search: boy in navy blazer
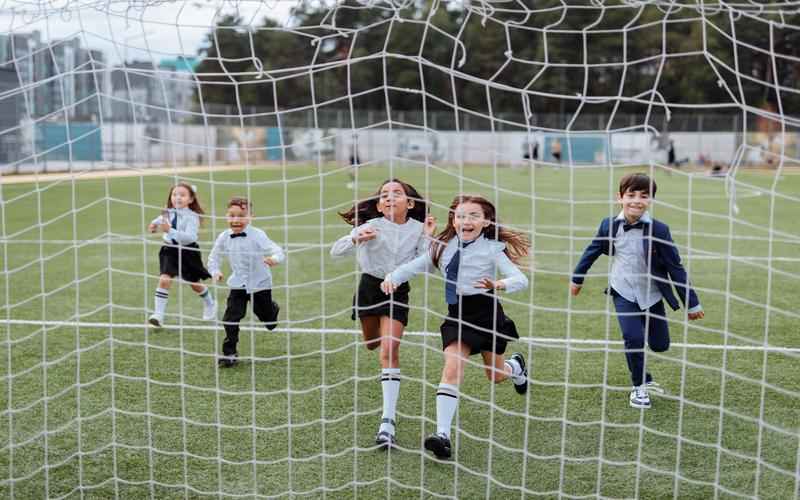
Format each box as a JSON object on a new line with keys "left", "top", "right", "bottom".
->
{"left": 570, "top": 173, "right": 703, "bottom": 409}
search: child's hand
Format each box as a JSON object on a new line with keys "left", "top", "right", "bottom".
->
{"left": 353, "top": 227, "right": 378, "bottom": 244}
{"left": 264, "top": 256, "right": 279, "bottom": 267}
{"left": 423, "top": 215, "right": 437, "bottom": 236}
{"left": 158, "top": 221, "right": 171, "bottom": 233}
{"left": 475, "top": 277, "right": 504, "bottom": 290}
{"left": 147, "top": 223, "right": 157, "bottom": 233}
{"left": 213, "top": 272, "right": 224, "bottom": 282}
{"left": 688, "top": 310, "right": 704, "bottom": 320}
{"left": 380, "top": 277, "right": 397, "bottom": 295}
{"left": 570, "top": 283, "right": 582, "bottom": 296}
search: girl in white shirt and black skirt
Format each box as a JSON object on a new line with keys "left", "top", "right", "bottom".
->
{"left": 331, "top": 179, "right": 436, "bottom": 449}
{"left": 382, "top": 194, "right": 531, "bottom": 460}
{"left": 147, "top": 183, "right": 216, "bottom": 328}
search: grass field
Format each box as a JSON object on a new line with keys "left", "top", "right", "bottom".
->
{"left": 1, "top": 163, "right": 798, "bottom": 499}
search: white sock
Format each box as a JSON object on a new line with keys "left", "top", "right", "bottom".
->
{"left": 198, "top": 287, "right": 214, "bottom": 306}
{"left": 436, "top": 383, "right": 459, "bottom": 438}
{"left": 154, "top": 288, "right": 169, "bottom": 316}
{"left": 505, "top": 358, "right": 523, "bottom": 383}
{"left": 379, "top": 368, "right": 400, "bottom": 434}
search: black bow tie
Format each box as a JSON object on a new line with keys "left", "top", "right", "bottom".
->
{"left": 622, "top": 221, "right": 645, "bottom": 232}
{"left": 230, "top": 232, "right": 247, "bottom": 239}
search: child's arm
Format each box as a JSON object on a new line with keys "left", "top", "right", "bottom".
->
{"left": 167, "top": 212, "right": 200, "bottom": 245}
{"left": 381, "top": 251, "right": 434, "bottom": 294}
{"left": 207, "top": 233, "right": 226, "bottom": 282}
{"left": 330, "top": 225, "right": 378, "bottom": 257}
{"left": 475, "top": 252, "right": 529, "bottom": 293}
{"left": 415, "top": 215, "right": 437, "bottom": 255}
{"left": 570, "top": 218, "right": 611, "bottom": 295}
{"left": 148, "top": 213, "right": 167, "bottom": 233}
{"left": 656, "top": 226, "right": 703, "bottom": 317}
{"left": 258, "top": 231, "right": 285, "bottom": 267}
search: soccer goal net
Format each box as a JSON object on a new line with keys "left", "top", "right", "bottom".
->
{"left": 1, "top": 0, "right": 799, "bottom": 498}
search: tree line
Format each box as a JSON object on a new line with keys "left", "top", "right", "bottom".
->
{"left": 193, "top": 1, "right": 799, "bottom": 126}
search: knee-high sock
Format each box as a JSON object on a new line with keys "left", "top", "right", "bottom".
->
{"left": 154, "top": 288, "right": 169, "bottom": 316}
{"left": 379, "top": 368, "right": 400, "bottom": 434}
{"left": 198, "top": 286, "right": 214, "bottom": 306}
{"left": 436, "top": 383, "right": 459, "bottom": 438}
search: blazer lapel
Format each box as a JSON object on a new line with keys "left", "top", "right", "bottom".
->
{"left": 642, "top": 221, "right": 651, "bottom": 263}
{"left": 610, "top": 218, "right": 623, "bottom": 255}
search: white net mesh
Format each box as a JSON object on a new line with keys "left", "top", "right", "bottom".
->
{"left": 1, "top": 0, "right": 799, "bottom": 498}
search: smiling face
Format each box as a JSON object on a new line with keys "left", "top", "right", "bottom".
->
{"left": 617, "top": 188, "right": 651, "bottom": 223}
{"left": 170, "top": 185, "right": 193, "bottom": 209}
{"left": 453, "top": 201, "right": 490, "bottom": 241}
{"left": 376, "top": 181, "right": 413, "bottom": 223}
{"left": 226, "top": 204, "right": 251, "bottom": 233}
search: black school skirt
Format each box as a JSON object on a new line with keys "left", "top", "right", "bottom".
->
{"left": 159, "top": 242, "right": 211, "bottom": 283}
{"left": 351, "top": 274, "right": 410, "bottom": 326}
{"left": 440, "top": 293, "right": 518, "bottom": 355}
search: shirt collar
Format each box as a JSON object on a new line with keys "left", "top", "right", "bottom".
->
{"left": 615, "top": 211, "right": 652, "bottom": 224}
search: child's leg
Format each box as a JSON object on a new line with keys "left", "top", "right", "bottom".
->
{"left": 252, "top": 290, "right": 279, "bottom": 329}
{"left": 221, "top": 290, "right": 249, "bottom": 356}
{"left": 377, "top": 317, "right": 404, "bottom": 437}
{"left": 190, "top": 281, "right": 215, "bottom": 310}
{"left": 435, "top": 342, "right": 471, "bottom": 437}
{"left": 645, "top": 301, "right": 670, "bottom": 354}
{"left": 360, "top": 316, "right": 381, "bottom": 351}
{"left": 152, "top": 274, "right": 173, "bottom": 318}
{"left": 481, "top": 352, "right": 513, "bottom": 383}
{"left": 613, "top": 294, "right": 648, "bottom": 387}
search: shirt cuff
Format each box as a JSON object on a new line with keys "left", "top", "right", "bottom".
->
{"left": 687, "top": 304, "right": 703, "bottom": 314}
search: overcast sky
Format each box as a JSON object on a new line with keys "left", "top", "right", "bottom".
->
{"left": 1, "top": 0, "right": 302, "bottom": 65}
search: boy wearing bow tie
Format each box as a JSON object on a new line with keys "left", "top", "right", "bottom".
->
{"left": 570, "top": 173, "right": 703, "bottom": 409}
{"left": 208, "top": 197, "right": 284, "bottom": 367}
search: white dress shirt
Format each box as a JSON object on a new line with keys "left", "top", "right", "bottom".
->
{"left": 387, "top": 234, "right": 529, "bottom": 295}
{"left": 151, "top": 207, "right": 200, "bottom": 245}
{"left": 207, "top": 225, "right": 285, "bottom": 293}
{"left": 609, "top": 211, "right": 664, "bottom": 310}
{"left": 330, "top": 217, "right": 428, "bottom": 279}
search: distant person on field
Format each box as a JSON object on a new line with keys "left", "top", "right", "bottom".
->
{"left": 551, "top": 138, "right": 562, "bottom": 163}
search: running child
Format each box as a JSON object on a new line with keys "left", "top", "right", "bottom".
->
{"left": 331, "top": 179, "right": 436, "bottom": 448}
{"left": 381, "top": 194, "right": 530, "bottom": 459}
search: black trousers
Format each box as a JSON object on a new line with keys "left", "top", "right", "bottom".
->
{"left": 222, "top": 289, "right": 279, "bottom": 355}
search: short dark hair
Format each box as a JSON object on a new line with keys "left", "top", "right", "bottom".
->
{"left": 228, "top": 197, "right": 252, "bottom": 212}
{"left": 619, "top": 173, "right": 657, "bottom": 197}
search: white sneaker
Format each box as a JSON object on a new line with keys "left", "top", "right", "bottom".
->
{"left": 148, "top": 313, "right": 164, "bottom": 328}
{"left": 202, "top": 298, "right": 217, "bottom": 321}
{"left": 646, "top": 380, "right": 665, "bottom": 395}
{"left": 629, "top": 386, "right": 651, "bottom": 409}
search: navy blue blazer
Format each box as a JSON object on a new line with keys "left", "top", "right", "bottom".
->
{"left": 571, "top": 217, "right": 700, "bottom": 311}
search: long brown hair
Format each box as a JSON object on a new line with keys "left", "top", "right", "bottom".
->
{"left": 431, "top": 195, "right": 530, "bottom": 268}
{"left": 166, "top": 182, "right": 205, "bottom": 222}
{"left": 338, "top": 179, "right": 427, "bottom": 226}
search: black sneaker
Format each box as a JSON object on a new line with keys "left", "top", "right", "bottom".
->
{"left": 375, "top": 431, "right": 397, "bottom": 449}
{"left": 266, "top": 302, "right": 280, "bottom": 331}
{"left": 424, "top": 432, "right": 452, "bottom": 459}
{"left": 510, "top": 352, "right": 528, "bottom": 395}
{"left": 375, "top": 417, "right": 397, "bottom": 450}
{"left": 217, "top": 353, "right": 238, "bottom": 368}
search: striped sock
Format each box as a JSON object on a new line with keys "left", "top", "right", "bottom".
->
{"left": 436, "top": 383, "right": 459, "bottom": 438}
{"left": 154, "top": 288, "right": 169, "bottom": 316}
{"left": 379, "top": 368, "right": 400, "bottom": 435}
